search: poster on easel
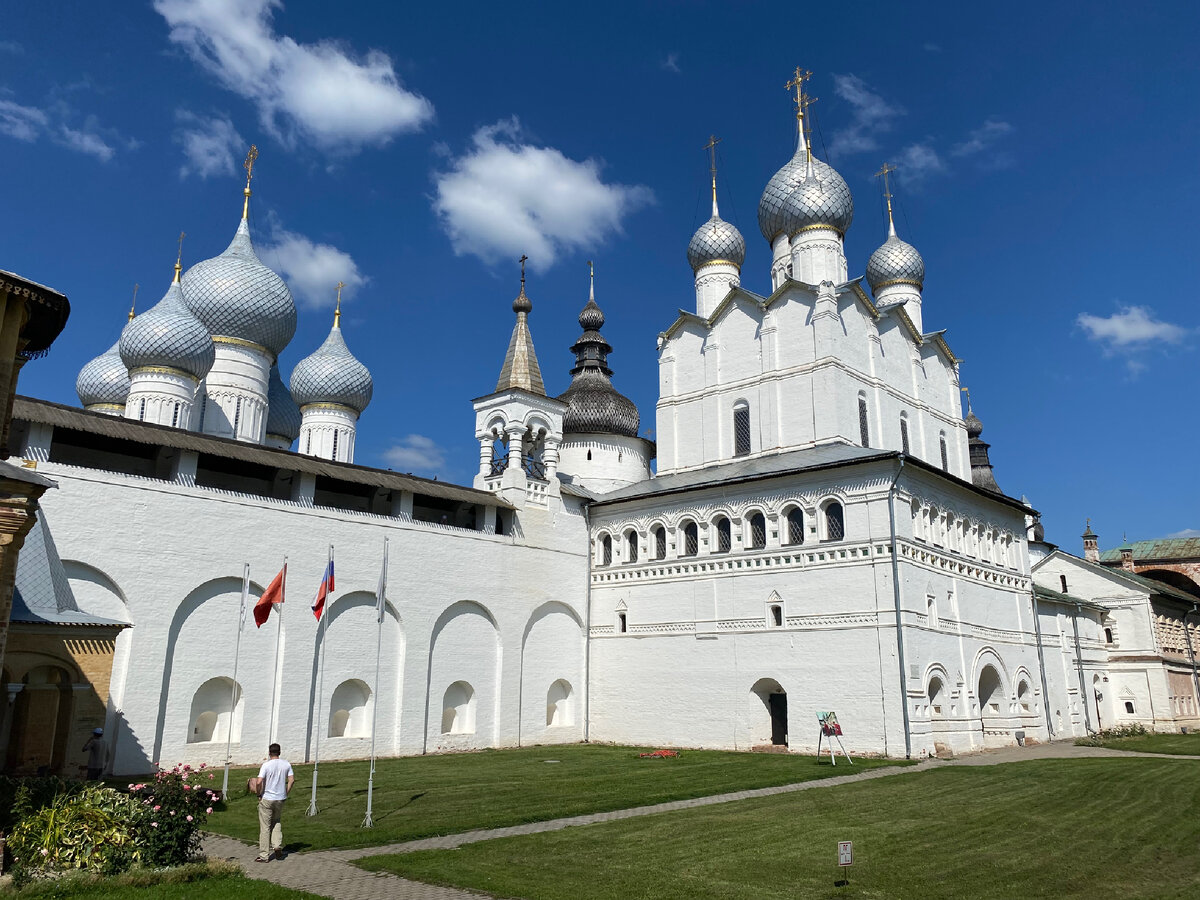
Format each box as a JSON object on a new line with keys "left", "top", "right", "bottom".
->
{"left": 816, "top": 711, "right": 853, "bottom": 765}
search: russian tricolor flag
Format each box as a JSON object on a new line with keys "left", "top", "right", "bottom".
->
{"left": 312, "top": 554, "right": 335, "bottom": 620}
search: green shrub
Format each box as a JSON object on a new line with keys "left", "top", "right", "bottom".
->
{"left": 1075, "top": 722, "right": 1149, "bottom": 746}
{"left": 0, "top": 776, "right": 83, "bottom": 835}
{"left": 128, "top": 763, "right": 221, "bottom": 868}
{"left": 8, "top": 786, "right": 142, "bottom": 883}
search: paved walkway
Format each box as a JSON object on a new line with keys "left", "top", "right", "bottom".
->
{"left": 203, "top": 742, "right": 1199, "bottom": 900}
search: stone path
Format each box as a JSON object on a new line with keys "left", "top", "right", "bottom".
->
{"left": 203, "top": 742, "right": 1200, "bottom": 900}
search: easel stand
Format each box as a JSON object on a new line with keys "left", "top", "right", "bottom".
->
{"left": 817, "top": 728, "right": 854, "bottom": 766}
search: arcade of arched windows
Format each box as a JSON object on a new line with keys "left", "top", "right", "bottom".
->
{"left": 910, "top": 498, "right": 1020, "bottom": 570}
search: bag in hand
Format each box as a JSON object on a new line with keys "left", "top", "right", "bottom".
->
{"left": 247, "top": 776, "right": 265, "bottom": 796}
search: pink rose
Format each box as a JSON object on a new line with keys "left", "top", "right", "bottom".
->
{"left": 206, "top": 807, "right": 213, "bottom": 814}
{"left": 150, "top": 822, "right": 158, "bottom": 828}
{"left": 153, "top": 805, "right": 160, "bottom": 811}
{"left": 40, "top": 848, "right": 48, "bottom": 857}
{"left": 186, "top": 815, "right": 194, "bottom": 822}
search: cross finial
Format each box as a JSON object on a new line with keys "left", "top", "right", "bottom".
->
{"left": 587, "top": 259, "right": 594, "bottom": 301}
{"left": 128, "top": 283, "right": 139, "bottom": 322}
{"left": 960, "top": 386, "right": 972, "bottom": 412}
{"left": 334, "top": 281, "right": 345, "bottom": 327}
{"left": 519, "top": 254, "right": 528, "bottom": 285}
{"left": 242, "top": 145, "right": 259, "bottom": 219}
{"left": 784, "top": 67, "right": 815, "bottom": 160}
{"left": 173, "top": 230, "right": 187, "bottom": 283}
{"left": 875, "top": 162, "right": 898, "bottom": 234}
{"left": 703, "top": 134, "right": 721, "bottom": 213}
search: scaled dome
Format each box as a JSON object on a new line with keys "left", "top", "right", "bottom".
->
{"left": 757, "top": 148, "right": 854, "bottom": 242}
{"left": 687, "top": 215, "right": 746, "bottom": 271}
{"left": 866, "top": 233, "right": 925, "bottom": 293}
{"left": 76, "top": 340, "right": 130, "bottom": 408}
{"left": 119, "top": 279, "right": 215, "bottom": 380}
{"left": 559, "top": 370, "right": 640, "bottom": 438}
{"left": 182, "top": 219, "right": 297, "bottom": 357}
{"left": 290, "top": 323, "right": 373, "bottom": 414}
{"left": 266, "top": 365, "right": 302, "bottom": 441}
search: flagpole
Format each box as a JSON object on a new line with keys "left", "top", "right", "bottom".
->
{"left": 222, "top": 562, "right": 250, "bottom": 801}
{"left": 307, "top": 545, "right": 332, "bottom": 817}
{"left": 363, "top": 536, "right": 388, "bottom": 828}
{"left": 268, "top": 556, "right": 287, "bottom": 743}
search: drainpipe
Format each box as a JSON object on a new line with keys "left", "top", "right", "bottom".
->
{"left": 1183, "top": 605, "right": 1200, "bottom": 721}
{"left": 1071, "top": 603, "right": 1093, "bottom": 733}
{"left": 583, "top": 501, "right": 593, "bottom": 742}
{"left": 886, "top": 456, "right": 912, "bottom": 759}
{"left": 1029, "top": 586, "right": 1055, "bottom": 738}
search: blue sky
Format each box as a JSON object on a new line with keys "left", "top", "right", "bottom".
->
{"left": 4, "top": 0, "right": 1197, "bottom": 553}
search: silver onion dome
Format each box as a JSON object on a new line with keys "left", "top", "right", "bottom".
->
{"left": 866, "top": 233, "right": 925, "bottom": 293}
{"left": 290, "top": 321, "right": 373, "bottom": 414}
{"left": 119, "top": 277, "right": 215, "bottom": 379}
{"left": 556, "top": 282, "right": 640, "bottom": 438}
{"left": 181, "top": 219, "right": 297, "bottom": 357}
{"left": 757, "top": 147, "right": 854, "bottom": 242}
{"left": 266, "top": 364, "right": 302, "bottom": 441}
{"left": 76, "top": 340, "right": 130, "bottom": 408}
{"left": 687, "top": 214, "right": 746, "bottom": 271}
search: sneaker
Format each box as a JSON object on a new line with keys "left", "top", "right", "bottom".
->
{"left": 254, "top": 856, "right": 271, "bottom": 863}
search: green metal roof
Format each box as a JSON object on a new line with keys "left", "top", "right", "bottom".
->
{"left": 1099, "top": 537, "right": 1200, "bottom": 562}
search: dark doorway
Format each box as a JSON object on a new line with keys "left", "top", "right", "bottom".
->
{"left": 768, "top": 692, "right": 788, "bottom": 746}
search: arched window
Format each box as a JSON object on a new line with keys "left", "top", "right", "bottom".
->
{"left": 490, "top": 429, "right": 509, "bottom": 475}
{"left": 748, "top": 512, "right": 766, "bottom": 549}
{"left": 1017, "top": 680, "right": 1032, "bottom": 713}
{"left": 785, "top": 507, "right": 804, "bottom": 545}
{"left": 653, "top": 526, "right": 666, "bottom": 560}
{"left": 599, "top": 533, "right": 612, "bottom": 566}
{"left": 188, "top": 677, "right": 242, "bottom": 744}
{"left": 546, "top": 679, "right": 574, "bottom": 726}
{"left": 524, "top": 427, "right": 547, "bottom": 479}
{"left": 332, "top": 429, "right": 339, "bottom": 460}
{"left": 441, "top": 681, "right": 475, "bottom": 734}
{"left": 617, "top": 611, "right": 627, "bottom": 633}
{"left": 733, "top": 403, "right": 751, "bottom": 457}
{"left": 858, "top": 395, "right": 870, "bottom": 448}
{"left": 928, "top": 677, "right": 945, "bottom": 717}
{"left": 713, "top": 516, "right": 731, "bottom": 553}
{"left": 824, "top": 502, "right": 845, "bottom": 542}
{"left": 625, "top": 530, "right": 639, "bottom": 564}
{"left": 900, "top": 415, "right": 910, "bottom": 454}
{"left": 1104, "top": 627, "right": 1114, "bottom": 644}
{"left": 681, "top": 521, "right": 699, "bottom": 557}
{"left": 927, "top": 594, "right": 938, "bottom": 629}
{"left": 138, "top": 397, "right": 146, "bottom": 420}
{"left": 328, "top": 679, "right": 372, "bottom": 738}
{"left": 171, "top": 402, "right": 180, "bottom": 428}
{"left": 940, "top": 433, "right": 949, "bottom": 472}
{"left": 769, "top": 604, "right": 783, "bottom": 627}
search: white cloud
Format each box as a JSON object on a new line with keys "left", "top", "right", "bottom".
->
{"left": 1076, "top": 306, "right": 1188, "bottom": 350}
{"left": 895, "top": 142, "right": 945, "bottom": 183}
{"left": 261, "top": 224, "right": 367, "bottom": 309}
{"left": 661, "top": 52, "right": 681, "bottom": 74}
{"left": 154, "top": 0, "right": 433, "bottom": 152}
{"left": 952, "top": 118, "right": 1013, "bottom": 157}
{"left": 432, "top": 117, "right": 653, "bottom": 270}
{"left": 923, "top": 42, "right": 943, "bottom": 52}
{"left": 382, "top": 435, "right": 447, "bottom": 477}
{"left": 58, "top": 124, "right": 115, "bottom": 162}
{"left": 1167, "top": 528, "right": 1200, "bottom": 539}
{"left": 0, "top": 100, "right": 47, "bottom": 142}
{"left": 176, "top": 110, "right": 244, "bottom": 178}
{"left": 829, "top": 74, "right": 903, "bottom": 156}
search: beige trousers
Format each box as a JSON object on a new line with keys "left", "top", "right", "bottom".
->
{"left": 257, "top": 798, "right": 285, "bottom": 857}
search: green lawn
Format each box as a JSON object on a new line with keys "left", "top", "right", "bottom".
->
{"left": 206, "top": 744, "right": 905, "bottom": 851}
{"left": 1084, "top": 731, "right": 1200, "bottom": 756}
{"left": 3, "top": 865, "right": 318, "bottom": 899}
{"left": 359, "top": 757, "right": 1200, "bottom": 900}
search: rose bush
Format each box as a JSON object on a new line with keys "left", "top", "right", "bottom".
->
{"left": 129, "top": 763, "right": 221, "bottom": 867}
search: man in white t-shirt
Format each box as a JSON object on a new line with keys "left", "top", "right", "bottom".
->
{"left": 255, "top": 743, "right": 295, "bottom": 862}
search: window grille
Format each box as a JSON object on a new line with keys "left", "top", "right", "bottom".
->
{"left": 171, "top": 403, "right": 179, "bottom": 428}
{"left": 733, "top": 405, "right": 751, "bottom": 457}
{"left": 332, "top": 429, "right": 339, "bottom": 459}
{"left": 198, "top": 395, "right": 207, "bottom": 430}
{"left": 858, "top": 398, "right": 869, "bottom": 448}
{"left": 626, "top": 531, "right": 638, "bottom": 564}
{"left": 490, "top": 433, "right": 509, "bottom": 475}
{"left": 749, "top": 513, "right": 766, "bottom": 549}
{"left": 600, "top": 534, "right": 612, "bottom": 566}
{"left": 786, "top": 508, "right": 804, "bottom": 545}
{"left": 523, "top": 431, "right": 546, "bottom": 479}
{"left": 682, "top": 522, "right": 698, "bottom": 557}
{"left": 233, "top": 396, "right": 242, "bottom": 436}
{"left": 940, "top": 435, "right": 949, "bottom": 471}
{"left": 139, "top": 398, "right": 146, "bottom": 420}
{"left": 900, "top": 417, "right": 910, "bottom": 454}
{"left": 715, "top": 517, "right": 731, "bottom": 553}
{"left": 654, "top": 527, "right": 666, "bottom": 560}
{"left": 306, "top": 431, "right": 312, "bottom": 454}
{"left": 825, "top": 503, "right": 845, "bottom": 541}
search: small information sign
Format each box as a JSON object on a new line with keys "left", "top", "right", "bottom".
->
{"left": 838, "top": 841, "right": 853, "bottom": 867}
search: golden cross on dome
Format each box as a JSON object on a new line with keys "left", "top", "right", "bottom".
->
{"left": 704, "top": 135, "right": 721, "bottom": 207}
{"left": 242, "top": 145, "right": 259, "bottom": 219}
{"left": 875, "top": 162, "right": 897, "bottom": 228}
{"left": 128, "top": 283, "right": 139, "bottom": 322}
{"left": 785, "top": 67, "right": 811, "bottom": 120}
{"left": 173, "top": 231, "right": 187, "bottom": 282}
{"left": 334, "top": 281, "right": 345, "bottom": 326}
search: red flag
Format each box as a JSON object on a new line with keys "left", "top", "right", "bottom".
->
{"left": 254, "top": 564, "right": 286, "bottom": 628}
{"left": 312, "top": 557, "right": 335, "bottom": 620}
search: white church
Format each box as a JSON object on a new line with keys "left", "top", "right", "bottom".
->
{"left": 5, "top": 75, "right": 1198, "bottom": 776}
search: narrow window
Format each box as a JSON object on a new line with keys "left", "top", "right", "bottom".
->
{"left": 332, "top": 429, "right": 339, "bottom": 459}
{"left": 1124, "top": 701, "right": 1135, "bottom": 714}
{"left": 1060, "top": 575, "right": 1069, "bottom": 593}
{"left": 682, "top": 521, "right": 698, "bottom": 557}
{"left": 495, "top": 508, "right": 506, "bottom": 535}
{"left": 198, "top": 395, "right": 207, "bottom": 430}
{"left": 900, "top": 417, "right": 910, "bottom": 454}
{"left": 171, "top": 402, "right": 180, "bottom": 428}
{"left": 586, "top": 449, "right": 592, "bottom": 461}
{"left": 490, "top": 431, "right": 509, "bottom": 474}
{"left": 786, "top": 508, "right": 804, "bottom": 545}
{"left": 858, "top": 397, "right": 870, "bottom": 448}
{"left": 626, "top": 531, "right": 639, "bottom": 564}
{"left": 139, "top": 397, "right": 146, "bottom": 420}
{"left": 653, "top": 526, "right": 666, "bottom": 560}
{"left": 600, "top": 534, "right": 612, "bottom": 566}
{"left": 940, "top": 434, "right": 949, "bottom": 472}
{"left": 749, "top": 513, "right": 766, "bottom": 549}
{"left": 1105, "top": 627, "right": 1114, "bottom": 644}
{"left": 733, "top": 404, "right": 751, "bottom": 457}
{"left": 618, "top": 612, "right": 627, "bottom": 633}
{"left": 233, "top": 396, "right": 242, "bottom": 435}
{"left": 306, "top": 431, "right": 312, "bottom": 454}
{"left": 714, "top": 516, "right": 731, "bottom": 553}
{"left": 825, "top": 502, "right": 845, "bottom": 541}
{"left": 770, "top": 604, "right": 783, "bottom": 627}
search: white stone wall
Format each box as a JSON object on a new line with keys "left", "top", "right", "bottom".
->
{"left": 557, "top": 434, "right": 652, "bottom": 495}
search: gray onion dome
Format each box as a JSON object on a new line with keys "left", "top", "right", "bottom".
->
{"left": 866, "top": 232, "right": 925, "bottom": 293}
{"left": 687, "top": 214, "right": 746, "bottom": 271}
{"left": 76, "top": 340, "right": 130, "bottom": 408}
{"left": 181, "top": 219, "right": 297, "bottom": 357}
{"left": 119, "top": 277, "right": 215, "bottom": 379}
{"left": 266, "top": 364, "right": 302, "bottom": 441}
{"left": 556, "top": 282, "right": 640, "bottom": 438}
{"left": 758, "top": 147, "right": 854, "bottom": 241}
{"left": 289, "top": 321, "right": 373, "bottom": 414}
